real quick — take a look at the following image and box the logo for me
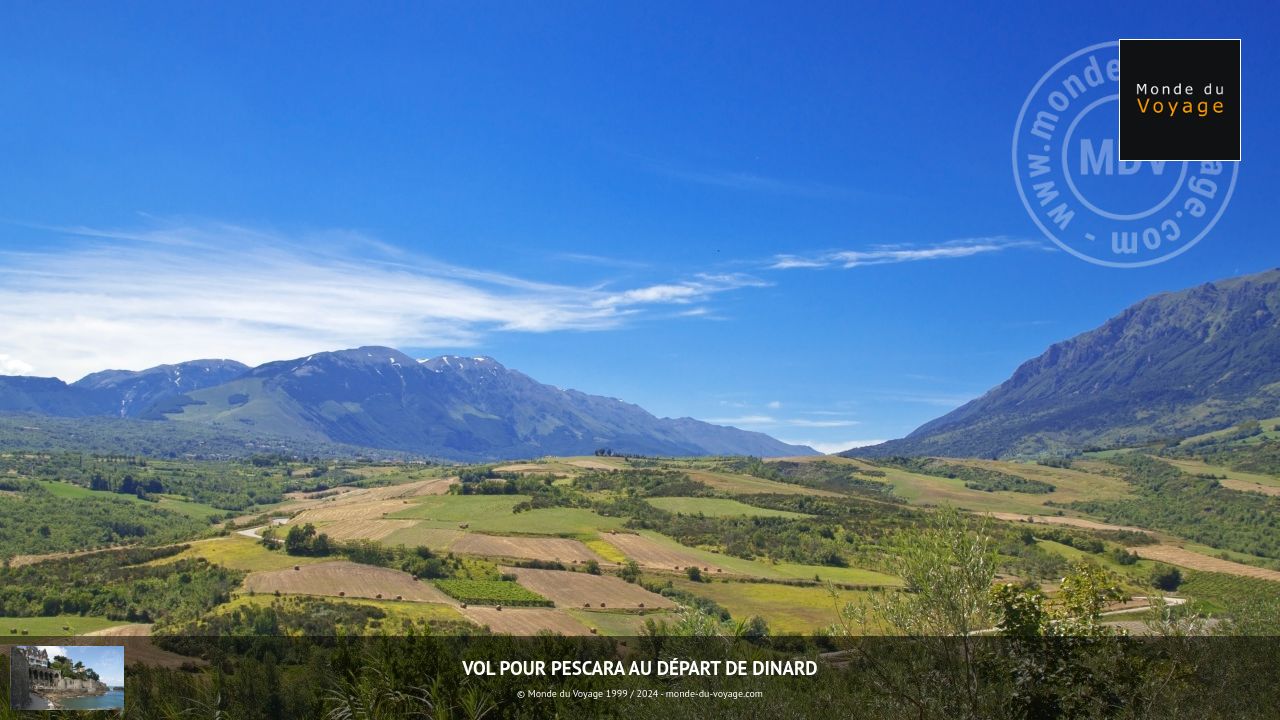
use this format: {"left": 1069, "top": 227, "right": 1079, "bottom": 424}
{"left": 1012, "top": 41, "right": 1238, "bottom": 268}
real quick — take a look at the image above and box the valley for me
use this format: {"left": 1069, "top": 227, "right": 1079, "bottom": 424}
{"left": 3, "top": 440, "right": 1276, "bottom": 641}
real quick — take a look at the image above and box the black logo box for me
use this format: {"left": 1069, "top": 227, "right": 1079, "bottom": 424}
{"left": 1119, "top": 39, "right": 1240, "bottom": 161}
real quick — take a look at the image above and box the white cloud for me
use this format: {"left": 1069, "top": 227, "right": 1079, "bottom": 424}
{"left": 0, "top": 354, "right": 33, "bottom": 374}
{"left": 768, "top": 256, "right": 830, "bottom": 270}
{"left": 596, "top": 274, "right": 767, "bottom": 308}
{"left": 765, "top": 400, "right": 782, "bottom": 409}
{"left": 769, "top": 237, "right": 1042, "bottom": 270}
{"left": 780, "top": 438, "right": 887, "bottom": 455}
{"left": 0, "top": 222, "right": 765, "bottom": 381}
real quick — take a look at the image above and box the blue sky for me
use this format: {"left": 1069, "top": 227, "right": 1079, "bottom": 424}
{"left": 36, "top": 646, "right": 124, "bottom": 687}
{"left": 0, "top": 3, "right": 1276, "bottom": 452}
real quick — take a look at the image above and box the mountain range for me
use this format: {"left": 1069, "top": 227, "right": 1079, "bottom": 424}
{"left": 0, "top": 348, "right": 813, "bottom": 460}
{"left": 852, "top": 268, "right": 1280, "bottom": 458}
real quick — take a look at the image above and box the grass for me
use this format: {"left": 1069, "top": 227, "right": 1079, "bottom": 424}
{"left": 584, "top": 537, "right": 627, "bottom": 563}
{"left": 669, "top": 578, "right": 867, "bottom": 634}
{"left": 0, "top": 615, "right": 127, "bottom": 636}
{"left": 381, "top": 526, "right": 462, "bottom": 550}
{"left": 1180, "top": 570, "right": 1280, "bottom": 614}
{"left": 36, "top": 480, "right": 225, "bottom": 520}
{"left": 645, "top": 496, "right": 810, "bottom": 518}
{"left": 1162, "top": 457, "right": 1280, "bottom": 491}
{"left": 216, "top": 593, "right": 470, "bottom": 626}
{"left": 565, "top": 609, "right": 677, "bottom": 636}
{"left": 153, "top": 494, "right": 229, "bottom": 520}
{"left": 1178, "top": 541, "right": 1278, "bottom": 570}
{"left": 686, "top": 469, "right": 838, "bottom": 497}
{"left": 1178, "top": 416, "right": 1280, "bottom": 446}
{"left": 841, "top": 459, "right": 1132, "bottom": 517}
{"left": 153, "top": 535, "right": 329, "bottom": 572}
{"left": 387, "top": 494, "right": 624, "bottom": 536}
{"left": 1035, "top": 540, "right": 1156, "bottom": 588}
{"left": 433, "top": 579, "right": 554, "bottom": 607}
{"left": 628, "top": 530, "right": 900, "bottom": 586}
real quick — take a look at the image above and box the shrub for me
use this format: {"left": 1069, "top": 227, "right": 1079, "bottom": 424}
{"left": 1150, "top": 564, "right": 1183, "bottom": 591}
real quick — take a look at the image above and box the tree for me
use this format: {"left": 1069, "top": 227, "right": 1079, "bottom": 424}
{"left": 1054, "top": 561, "right": 1126, "bottom": 636}
{"left": 285, "top": 524, "right": 318, "bottom": 555}
{"left": 619, "top": 559, "right": 641, "bottom": 584}
{"left": 1149, "top": 564, "right": 1183, "bottom": 591}
{"left": 847, "top": 507, "right": 996, "bottom": 637}
{"left": 832, "top": 507, "right": 996, "bottom": 718}
{"left": 989, "top": 562, "right": 1133, "bottom": 717}
{"left": 991, "top": 583, "right": 1049, "bottom": 639}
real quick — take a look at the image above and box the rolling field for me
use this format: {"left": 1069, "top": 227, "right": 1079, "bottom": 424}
{"left": 504, "top": 567, "right": 676, "bottom": 609}
{"left": 603, "top": 532, "right": 728, "bottom": 573}
{"left": 583, "top": 537, "right": 627, "bottom": 563}
{"left": 243, "top": 560, "right": 456, "bottom": 602}
{"left": 646, "top": 496, "right": 810, "bottom": 518}
{"left": 840, "top": 459, "right": 1133, "bottom": 516}
{"left": 985, "top": 512, "right": 1148, "bottom": 534}
{"left": 566, "top": 609, "right": 678, "bottom": 636}
{"left": 459, "top": 606, "right": 592, "bottom": 635}
{"left": 1178, "top": 416, "right": 1280, "bottom": 445}
{"left": 741, "top": 560, "right": 900, "bottom": 586}
{"left": 334, "top": 598, "right": 469, "bottom": 625}
{"left": 563, "top": 457, "right": 630, "bottom": 470}
{"left": 352, "top": 477, "right": 459, "bottom": 500}
{"left": 1128, "top": 545, "right": 1280, "bottom": 582}
{"left": 1180, "top": 571, "right": 1280, "bottom": 612}
{"left": 670, "top": 578, "right": 867, "bottom": 634}
{"left": 381, "top": 525, "right": 462, "bottom": 549}
{"left": 451, "top": 533, "right": 603, "bottom": 563}
{"left": 283, "top": 478, "right": 458, "bottom": 526}
{"left": 0, "top": 615, "right": 128, "bottom": 636}
{"left": 687, "top": 469, "right": 838, "bottom": 496}
{"left": 605, "top": 531, "right": 900, "bottom": 586}
{"left": 1162, "top": 457, "right": 1280, "bottom": 496}
{"left": 1035, "top": 540, "right": 1157, "bottom": 587}
{"left": 952, "top": 459, "right": 1134, "bottom": 502}
{"left": 387, "top": 494, "right": 625, "bottom": 536}
{"left": 291, "top": 498, "right": 419, "bottom": 524}
{"left": 1178, "top": 541, "right": 1278, "bottom": 569}
{"left": 218, "top": 594, "right": 470, "bottom": 627}
{"left": 36, "top": 479, "right": 226, "bottom": 520}
{"left": 307, "top": 518, "right": 417, "bottom": 542}
{"left": 156, "top": 535, "right": 329, "bottom": 572}
{"left": 433, "top": 579, "right": 553, "bottom": 606}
